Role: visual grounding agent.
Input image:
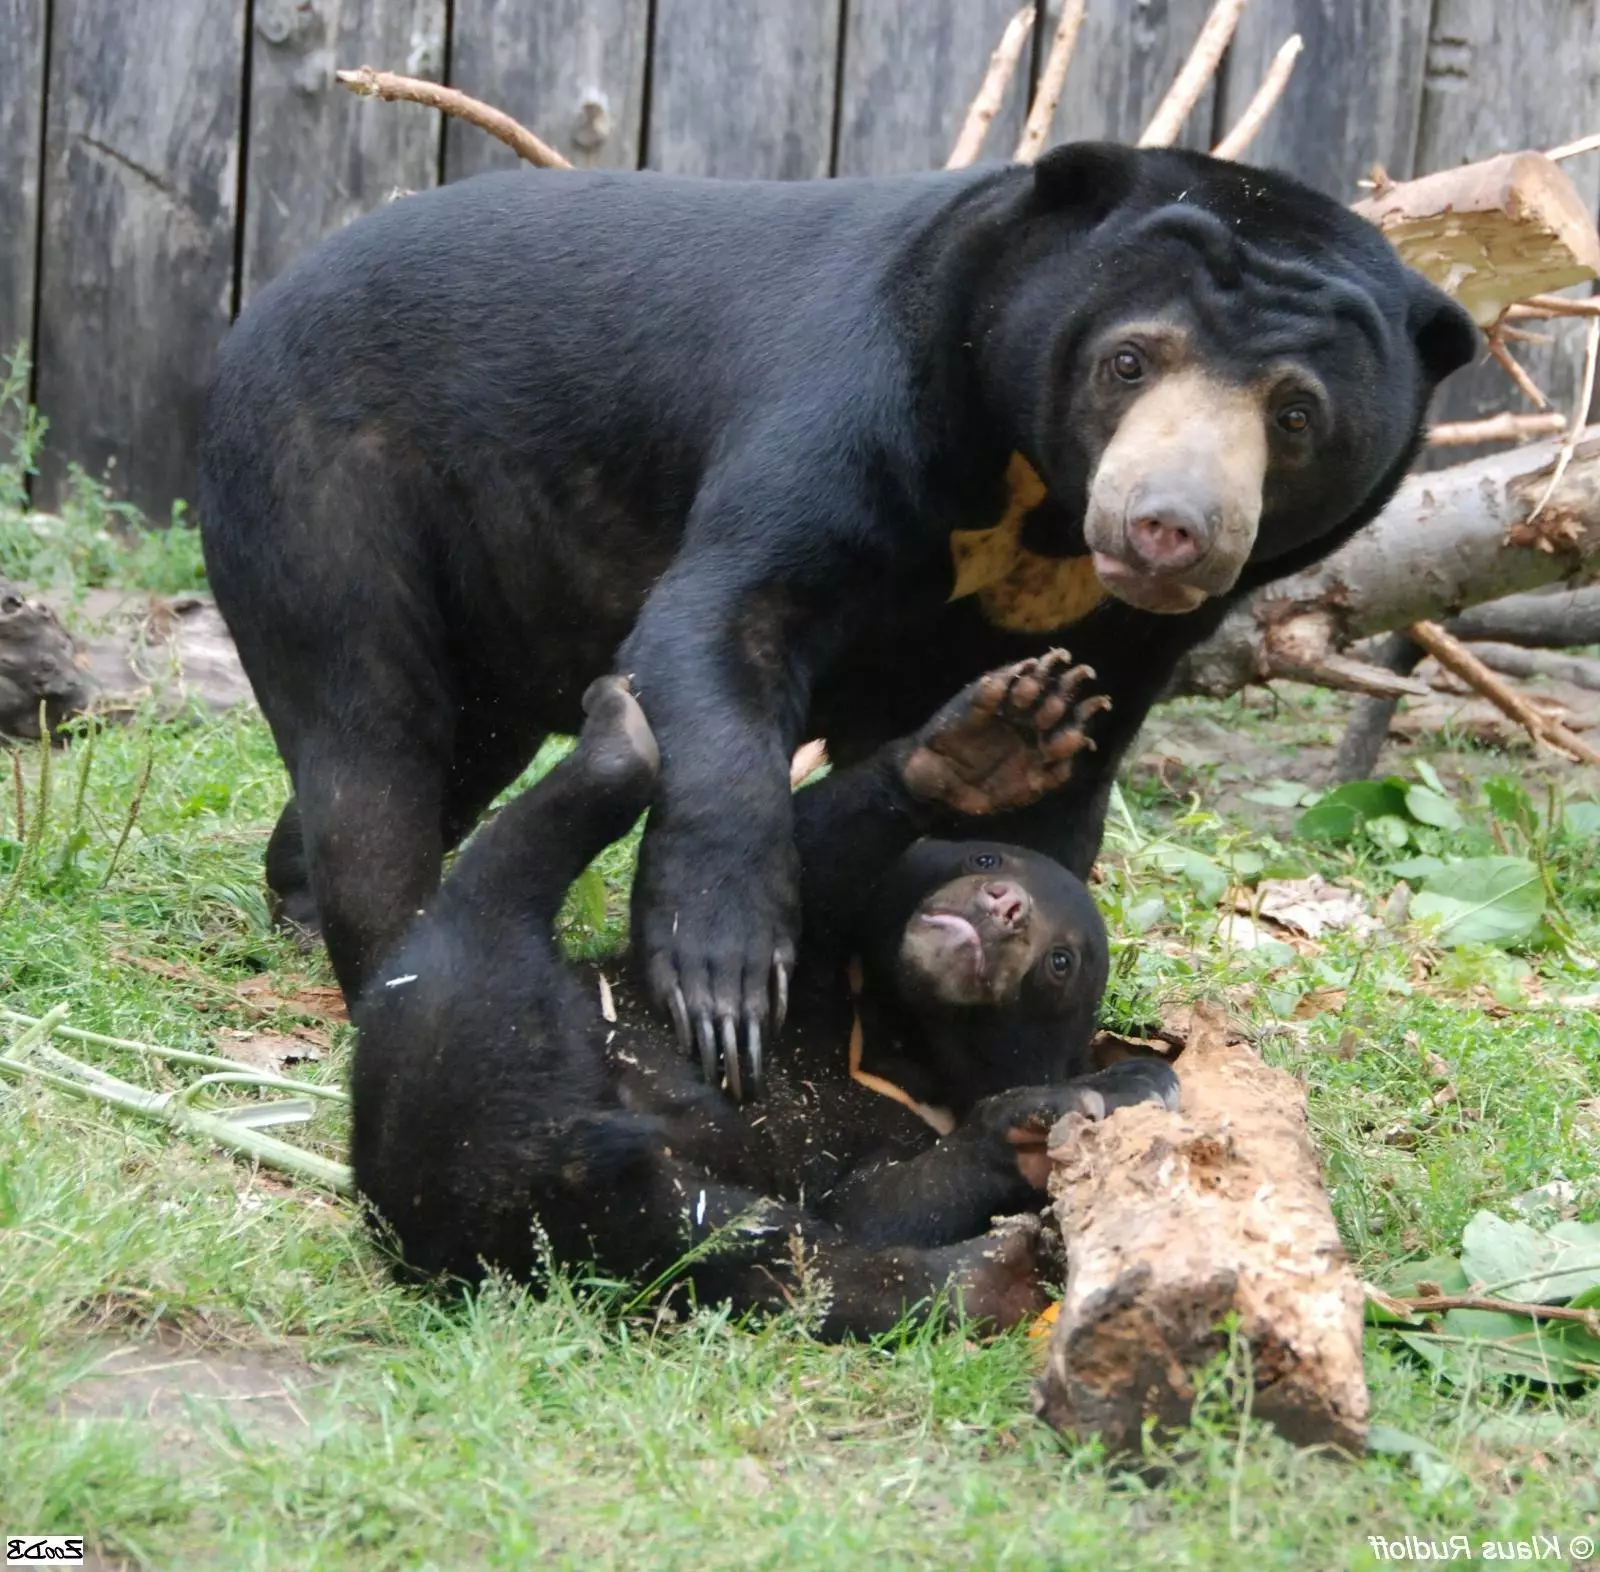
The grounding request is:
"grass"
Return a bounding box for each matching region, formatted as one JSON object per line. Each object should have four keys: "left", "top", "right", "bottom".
{"left": 0, "top": 699, "right": 1597, "bottom": 1569}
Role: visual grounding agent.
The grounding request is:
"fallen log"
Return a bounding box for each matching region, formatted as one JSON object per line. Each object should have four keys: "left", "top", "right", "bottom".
{"left": 1033, "top": 1007, "right": 1367, "bottom": 1456}
{"left": 1447, "top": 584, "right": 1600, "bottom": 647}
{"left": 1352, "top": 152, "right": 1600, "bottom": 329}
{"left": 1174, "top": 430, "right": 1600, "bottom": 701}
{"left": 1453, "top": 640, "right": 1600, "bottom": 694}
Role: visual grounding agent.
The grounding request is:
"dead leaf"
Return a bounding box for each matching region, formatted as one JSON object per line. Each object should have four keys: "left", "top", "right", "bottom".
{"left": 214, "top": 1028, "right": 325, "bottom": 1072}
{"left": 1292, "top": 988, "right": 1347, "bottom": 1020}
{"left": 1252, "top": 876, "right": 1374, "bottom": 940}
{"left": 232, "top": 975, "right": 348, "bottom": 1023}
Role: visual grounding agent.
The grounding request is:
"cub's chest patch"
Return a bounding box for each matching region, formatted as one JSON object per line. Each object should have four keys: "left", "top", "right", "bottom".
{"left": 948, "top": 454, "right": 1106, "bottom": 634}
{"left": 845, "top": 957, "right": 955, "bottom": 1136}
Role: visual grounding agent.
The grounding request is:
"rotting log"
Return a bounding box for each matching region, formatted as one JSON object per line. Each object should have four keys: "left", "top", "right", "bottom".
{"left": 1174, "top": 430, "right": 1600, "bottom": 701}
{"left": 1352, "top": 152, "right": 1600, "bottom": 328}
{"left": 1033, "top": 1007, "right": 1367, "bottom": 1456}
{"left": 1447, "top": 583, "right": 1600, "bottom": 648}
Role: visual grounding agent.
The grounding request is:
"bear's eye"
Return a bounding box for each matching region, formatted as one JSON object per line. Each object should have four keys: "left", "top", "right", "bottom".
{"left": 1278, "top": 404, "right": 1311, "bottom": 434}
{"left": 1049, "top": 948, "right": 1074, "bottom": 976}
{"left": 969, "top": 851, "right": 1001, "bottom": 872}
{"left": 1111, "top": 347, "right": 1144, "bottom": 383}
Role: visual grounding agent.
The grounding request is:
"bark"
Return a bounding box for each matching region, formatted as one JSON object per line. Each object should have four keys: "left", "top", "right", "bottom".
{"left": 1447, "top": 584, "right": 1600, "bottom": 647}
{"left": 1453, "top": 640, "right": 1600, "bottom": 693}
{"left": 1173, "top": 430, "right": 1600, "bottom": 701}
{"left": 1033, "top": 1008, "right": 1368, "bottom": 1456}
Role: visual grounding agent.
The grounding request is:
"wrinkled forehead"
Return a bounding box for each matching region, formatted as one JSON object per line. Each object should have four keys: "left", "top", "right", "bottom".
{"left": 1091, "top": 202, "right": 1400, "bottom": 370}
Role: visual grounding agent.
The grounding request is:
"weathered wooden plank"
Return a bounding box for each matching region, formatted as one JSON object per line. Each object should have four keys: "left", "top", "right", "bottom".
{"left": 1214, "top": 0, "right": 1432, "bottom": 197}
{"left": 1413, "top": 0, "right": 1600, "bottom": 450}
{"left": 242, "top": 0, "right": 446, "bottom": 302}
{"left": 1036, "top": 0, "right": 1221, "bottom": 151}
{"left": 835, "top": 0, "right": 1032, "bottom": 175}
{"left": 0, "top": 0, "right": 46, "bottom": 378}
{"left": 647, "top": 0, "right": 841, "bottom": 179}
{"left": 446, "top": 0, "right": 649, "bottom": 179}
{"left": 34, "top": 0, "right": 244, "bottom": 518}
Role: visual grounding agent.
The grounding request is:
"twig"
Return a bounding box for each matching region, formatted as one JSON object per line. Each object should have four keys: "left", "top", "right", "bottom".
{"left": 1528, "top": 316, "right": 1600, "bottom": 519}
{"left": 1507, "top": 296, "right": 1600, "bottom": 321}
{"left": 335, "top": 65, "right": 572, "bottom": 171}
{"left": 1408, "top": 618, "right": 1600, "bottom": 767}
{"left": 1546, "top": 131, "right": 1600, "bottom": 162}
{"left": 0, "top": 1006, "right": 352, "bottom": 1193}
{"left": 1210, "top": 33, "right": 1303, "bottom": 161}
{"left": 946, "top": 4, "right": 1035, "bottom": 170}
{"left": 1137, "top": 0, "right": 1250, "bottom": 149}
{"left": 1427, "top": 412, "right": 1568, "bottom": 446}
{"left": 1012, "top": 0, "right": 1086, "bottom": 164}
{"left": 1487, "top": 334, "right": 1552, "bottom": 409}
{"left": 1396, "top": 1292, "right": 1600, "bottom": 1332}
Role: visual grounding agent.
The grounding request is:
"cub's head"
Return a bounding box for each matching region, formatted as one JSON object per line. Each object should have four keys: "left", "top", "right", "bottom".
{"left": 984, "top": 143, "right": 1478, "bottom": 614}
{"left": 859, "top": 838, "right": 1108, "bottom": 1111}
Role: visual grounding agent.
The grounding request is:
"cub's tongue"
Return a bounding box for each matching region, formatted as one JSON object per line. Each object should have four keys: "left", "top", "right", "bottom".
{"left": 919, "top": 912, "right": 986, "bottom": 978}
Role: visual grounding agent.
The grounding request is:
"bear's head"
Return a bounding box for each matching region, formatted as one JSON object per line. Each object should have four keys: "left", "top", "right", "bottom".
{"left": 982, "top": 143, "right": 1478, "bottom": 614}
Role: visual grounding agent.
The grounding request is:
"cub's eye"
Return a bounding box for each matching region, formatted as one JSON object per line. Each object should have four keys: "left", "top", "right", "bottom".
{"left": 1277, "top": 404, "right": 1311, "bottom": 434}
{"left": 969, "top": 851, "right": 1001, "bottom": 872}
{"left": 1111, "top": 347, "right": 1144, "bottom": 383}
{"left": 1049, "top": 948, "right": 1074, "bottom": 976}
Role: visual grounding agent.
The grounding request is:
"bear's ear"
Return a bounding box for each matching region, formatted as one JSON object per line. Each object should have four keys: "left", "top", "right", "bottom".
{"left": 1032, "top": 142, "right": 1139, "bottom": 225}
{"left": 1407, "top": 281, "right": 1478, "bottom": 384}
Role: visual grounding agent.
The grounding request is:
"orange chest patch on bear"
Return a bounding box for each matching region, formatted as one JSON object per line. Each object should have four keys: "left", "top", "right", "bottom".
{"left": 948, "top": 454, "right": 1106, "bottom": 633}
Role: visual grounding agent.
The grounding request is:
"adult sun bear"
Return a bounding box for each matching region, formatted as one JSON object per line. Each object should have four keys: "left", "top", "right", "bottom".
{"left": 200, "top": 142, "right": 1476, "bottom": 1094}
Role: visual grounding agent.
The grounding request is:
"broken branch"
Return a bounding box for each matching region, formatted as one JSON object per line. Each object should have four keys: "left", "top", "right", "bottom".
{"left": 1013, "top": 0, "right": 1086, "bottom": 165}
{"left": 946, "top": 5, "right": 1035, "bottom": 170}
{"left": 1406, "top": 618, "right": 1600, "bottom": 767}
{"left": 335, "top": 66, "right": 572, "bottom": 171}
{"left": 1210, "top": 33, "right": 1303, "bottom": 161}
{"left": 1137, "top": 0, "right": 1250, "bottom": 150}
{"left": 1428, "top": 413, "right": 1568, "bottom": 447}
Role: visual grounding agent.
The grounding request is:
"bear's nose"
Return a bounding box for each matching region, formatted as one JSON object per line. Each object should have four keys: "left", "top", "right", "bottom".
{"left": 1125, "top": 493, "right": 1212, "bottom": 573}
{"left": 980, "top": 880, "right": 1030, "bottom": 932}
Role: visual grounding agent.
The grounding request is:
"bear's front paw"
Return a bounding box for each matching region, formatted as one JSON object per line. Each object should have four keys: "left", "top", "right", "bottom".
{"left": 900, "top": 650, "right": 1110, "bottom": 816}
{"left": 637, "top": 830, "right": 798, "bottom": 1104}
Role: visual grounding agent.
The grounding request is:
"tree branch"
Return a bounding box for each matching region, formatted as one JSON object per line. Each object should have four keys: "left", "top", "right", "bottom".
{"left": 335, "top": 66, "right": 572, "bottom": 171}
{"left": 1210, "top": 34, "right": 1303, "bottom": 161}
{"left": 946, "top": 5, "right": 1035, "bottom": 169}
{"left": 1013, "top": 0, "right": 1086, "bottom": 164}
{"left": 1137, "top": 0, "right": 1250, "bottom": 149}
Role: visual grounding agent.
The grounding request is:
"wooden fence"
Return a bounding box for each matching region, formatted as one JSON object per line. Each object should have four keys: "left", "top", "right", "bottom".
{"left": 3, "top": 0, "right": 1599, "bottom": 519}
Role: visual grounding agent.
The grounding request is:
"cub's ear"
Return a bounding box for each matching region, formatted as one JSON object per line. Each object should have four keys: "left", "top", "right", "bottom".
{"left": 1407, "top": 279, "right": 1478, "bottom": 384}
{"left": 1031, "top": 142, "right": 1140, "bottom": 225}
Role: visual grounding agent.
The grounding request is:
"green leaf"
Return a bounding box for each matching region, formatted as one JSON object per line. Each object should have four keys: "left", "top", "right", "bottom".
{"left": 1123, "top": 895, "right": 1165, "bottom": 933}
{"left": 1294, "top": 779, "right": 1408, "bottom": 843}
{"left": 1365, "top": 1423, "right": 1465, "bottom": 1493}
{"left": 1562, "top": 799, "right": 1600, "bottom": 838}
{"left": 1385, "top": 1253, "right": 1469, "bottom": 1299}
{"left": 1460, "top": 1212, "right": 1600, "bottom": 1302}
{"left": 1484, "top": 777, "right": 1536, "bottom": 828}
{"left": 1295, "top": 802, "right": 1362, "bottom": 843}
{"left": 1242, "top": 779, "right": 1317, "bottom": 808}
{"left": 568, "top": 866, "right": 609, "bottom": 932}
{"left": 1386, "top": 854, "right": 1446, "bottom": 881}
{"left": 1139, "top": 845, "right": 1228, "bottom": 906}
{"left": 1411, "top": 857, "right": 1544, "bottom": 947}
{"left": 1405, "top": 784, "right": 1463, "bottom": 831}
{"left": 1413, "top": 759, "right": 1447, "bottom": 797}
{"left": 1364, "top": 814, "right": 1412, "bottom": 850}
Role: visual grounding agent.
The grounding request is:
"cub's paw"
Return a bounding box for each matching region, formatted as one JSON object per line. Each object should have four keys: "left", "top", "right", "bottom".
{"left": 1042, "top": 1060, "right": 1181, "bottom": 1152}
{"left": 577, "top": 675, "right": 661, "bottom": 793}
{"left": 938, "top": 1213, "right": 1049, "bottom": 1332}
{"left": 900, "top": 651, "right": 1110, "bottom": 816}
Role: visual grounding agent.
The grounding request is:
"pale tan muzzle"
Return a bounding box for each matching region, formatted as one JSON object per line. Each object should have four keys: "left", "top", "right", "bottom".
{"left": 1084, "top": 369, "right": 1268, "bottom": 614}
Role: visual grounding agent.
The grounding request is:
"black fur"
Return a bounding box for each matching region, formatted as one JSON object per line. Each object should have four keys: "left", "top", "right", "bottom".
{"left": 350, "top": 673, "right": 1156, "bottom": 1338}
{"left": 200, "top": 143, "right": 1475, "bottom": 1041}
